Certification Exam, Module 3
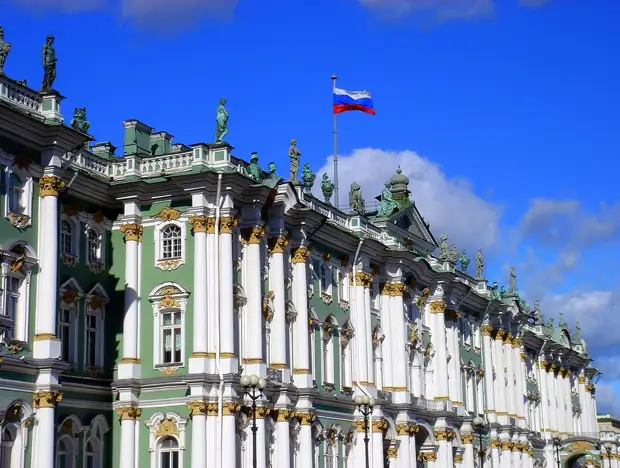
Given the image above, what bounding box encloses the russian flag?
[333,88,375,115]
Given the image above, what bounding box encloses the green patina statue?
[321,173,334,204]
[559,312,567,329]
[499,285,507,299]
[533,297,540,312]
[489,281,501,300]
[246,153,261,182]
[0,26,11,75]
[508,266,517,295]
[288,139,301,184]
[215,98,229,142]
[301,163,316,192]
[575,321,581,340]
[267,161,277,177]
[448,244,459,265]
[438,235,449,262]
[71,107,90,134]
[475,248,484,279]
[458,249,470,272]
[40,35,57,92]
[377,183,398,217]
[349,182,365,214]
[545,317,554,328]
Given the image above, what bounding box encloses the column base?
[32,335,61,359]
[244,361,266,378]
[390,389,410,404]
[118,360,141,380]
[293,370,313,389]
[189,355,211,374]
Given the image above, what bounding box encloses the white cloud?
[595,384,620,416]
[356,0,495,21]
[315,148,501,254]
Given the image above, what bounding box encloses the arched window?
[161,225,182,259]
[56,436,75,468]
[61,220,74,255]
[84,439,99,468]
[158,437,179,468]
[1,426,15,468]
[8,173,24,214]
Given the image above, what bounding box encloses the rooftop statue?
[475,248,484,279]
[0,26,11,75]
[321,173,335,205]
[288,139,301,184]
[489,281,501,301]
[246,152,261,182]
[559,312,567,329]
[349,182,365,215]
[458,249,470,272]
[508,266,517,295]
[533,297,540,312]
[40,35,57,92]
[448,244,459,265]
[215,98,229,142]
[71,107,90,134]
[545,317,554,328]
[301,163,316,192]
[575,321,582,340]
[499,285,507,299]
[377,183,398,217]
[438,235,449,262]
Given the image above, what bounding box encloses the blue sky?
[3,0,620,412]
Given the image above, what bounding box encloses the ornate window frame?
[148,283,189,372]
[153,219,187,271]
[0,242,36,344]
[2,163,34,229]
[0,401,33,468]
[145,412,187,468]
[60,213,80,267]
[58,278,84,366]
[83,414,109,468]
[84,223,105,275]
[84,284,108,372]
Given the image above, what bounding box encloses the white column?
[390,283,408,398]
[461,435,475,468]
[33,391,62,468]
[482,325,497,423]
[251,410,267,468]
[429,298,449,400]
[292,246,312,388]
[505,335,516,418]
[116,406,141,468]
[513,339,526,425]
[434,429,454,468]
[242,226,266,373]
[494,331,508,423]
[549,365,560,432]
[363,283,374,383]
[206,404,217,468]
[351,272,371,387]
[275,410,293,468]
[295,413,315,468]
[187,402,207,468]
[219,215,237,373]
[33,175,64,359]
[379,285,394,391]
[396,423,414,468]
[222,403,239,468]
[445,314,459,405]
[268,235,289,370]
[371,418,385,468]
[539,360,551,436]
[188,216,209,372]
[118,222,142,379]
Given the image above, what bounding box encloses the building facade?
[0,72,612,468]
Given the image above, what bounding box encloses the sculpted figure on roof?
[0,26,11,75]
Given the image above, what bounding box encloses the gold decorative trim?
[295,412,316,425]
[434,429,456,441]
[119,357,141,364]
[454,454,464,463]
[33,333,60,342]
[116,406,142,421]
[387,447,398,458]
[120,223,143,242]
[268,235,289,254]
[159,294,181,309]
[219,216,237,234]
[396,423,418,436]
[223,402,241,416]
[157,259,183,271]
[275,409,295,422]
[418,452,437,462]
[349,271,373,289]
[241,225,266,244]
[291,246,311,264]
[188,215,213,233]
[154,206,181,221]
[380,282,406,297]
[33,391,62,408]
[39,175,65,197]
[155,418,180,437]
[512,337,523,348]
[429,300,446,313]
[578,376,586,384]
[461,434,474,444]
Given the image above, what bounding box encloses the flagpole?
[331,74,339,208]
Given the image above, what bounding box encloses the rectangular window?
[85,313,98,367]
[5,276,20,320]
[58,308,72,362]
[8,173,24,214]
[161,452,179,468]
[87,230,100,263]
[161,311,182,364]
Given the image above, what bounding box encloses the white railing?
[140,151,193,177]
[0,76,43,114]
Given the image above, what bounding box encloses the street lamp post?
[355,395,375,468]
[472,417,488,468]
[604,443,613,468]
[240,374,267,468]
[552,435,562,468]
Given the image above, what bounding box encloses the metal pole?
[331,74,339,208]
[363,406,370,468]
[478,429,484,468]
[252,388,257,468]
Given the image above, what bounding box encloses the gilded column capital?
[245,406,271,419]
[387,446,398,458]
[396,423,418,436]
[352,420,367,432]
[585,384,595,394]
[116,406,142,421]
[219,216,238,234]
[454,454,464,464]
[512,337,523,348]
[429,300,446,314]
[495,329,506,341]
[504,333,514,344]
[39,175,65,197]
[482,324,494,336]
[294,412,316,425]
[120,223,143,242]
[187,401,208,416]
[500,441,514,451]
[417,452,437,462]
[578,376,586,384]
[291,246,311,264]
[461,434,475,444]
[241,225,266,244]
[490,439,501,449]
[187,215,214,233]
[434,429,456,441]
[223,402,242,415]
[372,419,388,433]
[349,271,373,289]
[33,390,62,408]
[520,352,526,361]
[275,409,295,422]
[206,403,219,416]
[380,282,406,297]
[268,235,289,254]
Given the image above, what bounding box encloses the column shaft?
[482,326,496,421]
[268,237,288,368]
[36,407,56,468]
[192,226,208,356]
[389,289,407,392]
[380,290,393,389]
[429,300,449,399]
[191,414,207,468]
[242,232,264,364]
[275,411,292,468]
[219,218,236,372]
[292,247,311,387]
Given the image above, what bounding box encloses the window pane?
[172,452,179,468]
[87,329,97,367]
[163,313,172,326]
[161,453,171,468]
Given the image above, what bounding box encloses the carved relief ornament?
[154,206,181,221]
[349,271,373,289]
[268,235,289,254]
[241,225,266,244]
[380,282,406,297]
[295,412,316,425]
[39,175,65,197]
[219,216,237,234]
[155,418,180,437]
[291,247,311,264]
[429,300,446,313]
[396,423,418,436]
[188,215,215,234]
[120,223,143,242]
[116,406,142,421]
[33,391,62,408]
